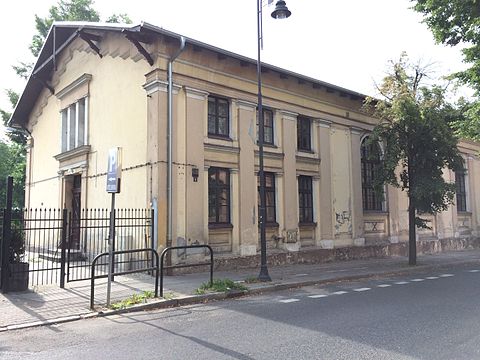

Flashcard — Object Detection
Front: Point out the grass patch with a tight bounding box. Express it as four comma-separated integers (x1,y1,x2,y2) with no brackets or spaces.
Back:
194,278,247,295
162,291,176,300
110,290,155,310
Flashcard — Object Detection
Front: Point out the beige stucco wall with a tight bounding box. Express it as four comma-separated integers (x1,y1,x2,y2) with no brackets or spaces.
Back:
24,28,480,259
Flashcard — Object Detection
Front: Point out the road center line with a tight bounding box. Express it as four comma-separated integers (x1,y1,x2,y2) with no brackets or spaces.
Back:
308,294,328,298
426,276,439,280
353,288,371,292
279,299,300,303
331,291,348,295
377,284,391,288
395,281,409,285
439,274,454,277
410,279,425,282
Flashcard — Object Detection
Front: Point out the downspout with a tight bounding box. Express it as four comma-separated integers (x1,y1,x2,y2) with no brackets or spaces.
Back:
167,36,186,258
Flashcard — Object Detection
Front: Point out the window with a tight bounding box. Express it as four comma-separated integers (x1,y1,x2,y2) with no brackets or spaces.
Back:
208,96,229,138
361,137,383,211
455,171,467,212
256,108,274,145
297,117,311,151
208,168,230,224
298,176,313,223
61,97,87,152
258,172,276,223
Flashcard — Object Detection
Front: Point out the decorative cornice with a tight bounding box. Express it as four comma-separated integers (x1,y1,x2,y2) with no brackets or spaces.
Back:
279,110,298,120
142,80,180,96
254,150,284,160
236,100,256,111
185,87,209,100
204,143,240,155
317,119,332,128
54,145,91,162
56,74,92,99
350,126,363,135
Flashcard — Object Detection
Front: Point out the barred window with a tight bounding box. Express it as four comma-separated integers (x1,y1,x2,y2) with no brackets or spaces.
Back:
361,137,383,211
208,168,230,224
208,96,229,138
298,176,313,223
455,171,467,212
297,117,311,151
258,172,276,223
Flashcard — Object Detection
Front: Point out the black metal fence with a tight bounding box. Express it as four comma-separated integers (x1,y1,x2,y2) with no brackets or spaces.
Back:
67,208,154,282
0,207,154,291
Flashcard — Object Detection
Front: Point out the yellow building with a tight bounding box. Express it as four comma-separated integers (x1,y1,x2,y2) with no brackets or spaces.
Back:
9,22,480,264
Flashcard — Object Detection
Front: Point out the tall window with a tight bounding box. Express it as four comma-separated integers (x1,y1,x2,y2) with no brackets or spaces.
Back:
61,97,87,153
298,176,313,223
257,108,274,145
258,172,276,223
208,96,229,138
208,168,231,224
361,137,383,211
297,117,311,151
455,171,467,212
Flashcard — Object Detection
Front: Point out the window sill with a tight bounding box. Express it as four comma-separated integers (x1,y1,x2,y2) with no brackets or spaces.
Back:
208,223,233,230
297,149,314,154
258,222,279,228
54,145,91,162
299,222,317,227
457,211,472,216
363,210,389,215
208,134,232,141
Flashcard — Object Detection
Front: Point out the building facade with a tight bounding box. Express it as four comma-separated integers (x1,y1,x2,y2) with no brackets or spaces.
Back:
10,22,480,261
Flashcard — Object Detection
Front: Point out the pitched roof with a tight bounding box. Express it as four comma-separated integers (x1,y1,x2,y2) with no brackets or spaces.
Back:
10,21,368,127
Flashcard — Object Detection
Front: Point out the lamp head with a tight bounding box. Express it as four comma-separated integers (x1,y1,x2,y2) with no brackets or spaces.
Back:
271,0,291,19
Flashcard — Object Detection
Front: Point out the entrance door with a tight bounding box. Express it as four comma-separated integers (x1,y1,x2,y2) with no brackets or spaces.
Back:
71,175,82,250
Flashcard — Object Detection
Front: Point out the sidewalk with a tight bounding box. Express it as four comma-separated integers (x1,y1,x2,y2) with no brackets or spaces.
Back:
1,249,480,332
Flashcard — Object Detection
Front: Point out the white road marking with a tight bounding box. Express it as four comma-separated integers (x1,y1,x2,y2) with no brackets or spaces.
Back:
332,291,348,295
308,294,328,298
353,288,371,292
377,284,391,288
468,270,480,273
439,274,454,277
294,273,309,277
410,279,425,282
279,299,300,303
426,276,439,280
395,281,409,285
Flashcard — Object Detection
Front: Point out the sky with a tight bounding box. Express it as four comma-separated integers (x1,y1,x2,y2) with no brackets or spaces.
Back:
0,0,469,140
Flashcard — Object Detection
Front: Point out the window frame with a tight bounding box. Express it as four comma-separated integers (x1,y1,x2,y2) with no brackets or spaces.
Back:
207,95,230,139
208,167,231,225
455,170,467,212
297,116,312,152
256,108,274,146
258,172,276,224
361,137,383,211
298,175,314,224
61,97,88,153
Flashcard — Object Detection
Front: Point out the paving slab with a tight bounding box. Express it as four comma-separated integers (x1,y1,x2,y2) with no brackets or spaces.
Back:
1,249,479,331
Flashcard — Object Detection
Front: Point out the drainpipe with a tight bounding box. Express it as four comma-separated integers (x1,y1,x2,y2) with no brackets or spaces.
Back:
167,36,186,261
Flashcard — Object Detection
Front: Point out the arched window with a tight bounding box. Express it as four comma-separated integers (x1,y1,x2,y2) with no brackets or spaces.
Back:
361,137,383,211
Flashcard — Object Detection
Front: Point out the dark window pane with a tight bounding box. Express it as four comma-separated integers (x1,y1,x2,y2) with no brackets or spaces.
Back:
208,167,231,224
361,137,383,211
208,96,230,137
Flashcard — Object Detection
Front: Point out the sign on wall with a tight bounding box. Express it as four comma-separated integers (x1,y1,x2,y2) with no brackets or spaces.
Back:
106,147,122,193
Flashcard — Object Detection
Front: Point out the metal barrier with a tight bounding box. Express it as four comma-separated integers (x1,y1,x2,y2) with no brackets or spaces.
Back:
90,248,159,309
160,245,214,297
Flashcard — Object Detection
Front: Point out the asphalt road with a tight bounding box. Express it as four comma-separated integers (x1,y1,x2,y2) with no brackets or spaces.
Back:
2,263,480,360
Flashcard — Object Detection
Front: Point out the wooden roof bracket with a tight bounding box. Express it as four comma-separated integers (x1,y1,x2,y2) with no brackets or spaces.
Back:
32,75,55,95
124,31,154,66
78,31,103,58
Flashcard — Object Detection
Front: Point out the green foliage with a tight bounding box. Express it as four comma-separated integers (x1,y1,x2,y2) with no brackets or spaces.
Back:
0,141,26,208
110,290,154,310
106,13,132,24
412,0,480,141
365,53,464,229
194,278,247,295
30,0,101,57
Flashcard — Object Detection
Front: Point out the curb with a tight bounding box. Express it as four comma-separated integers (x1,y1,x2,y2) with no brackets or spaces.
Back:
2,257,479,332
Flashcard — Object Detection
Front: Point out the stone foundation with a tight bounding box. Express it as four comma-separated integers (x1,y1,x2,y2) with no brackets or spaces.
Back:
170,236,480,274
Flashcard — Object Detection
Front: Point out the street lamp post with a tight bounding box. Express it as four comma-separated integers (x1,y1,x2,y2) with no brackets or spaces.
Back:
257,0,291,282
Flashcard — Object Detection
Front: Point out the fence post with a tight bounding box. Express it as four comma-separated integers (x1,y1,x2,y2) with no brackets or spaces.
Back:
1,177,14,293
59,209,68,288
151,209,155,271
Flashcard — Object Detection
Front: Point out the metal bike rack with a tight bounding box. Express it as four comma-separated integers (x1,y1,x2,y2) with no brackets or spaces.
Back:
159,245,214,297
90,248,159,309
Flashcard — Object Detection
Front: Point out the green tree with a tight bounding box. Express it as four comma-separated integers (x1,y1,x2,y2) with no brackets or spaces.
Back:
412,0,480,141
0,0,132,208
366,54,464,265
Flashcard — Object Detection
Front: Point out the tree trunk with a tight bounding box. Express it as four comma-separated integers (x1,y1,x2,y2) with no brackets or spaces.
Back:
408,199,417,266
